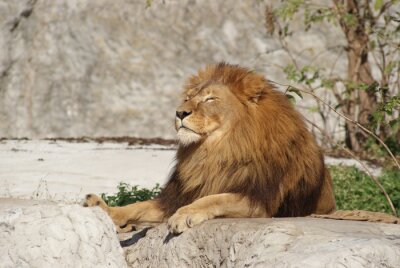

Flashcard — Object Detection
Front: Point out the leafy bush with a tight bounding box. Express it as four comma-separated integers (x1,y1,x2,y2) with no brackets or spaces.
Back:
101,182,162,207
329,165,400,215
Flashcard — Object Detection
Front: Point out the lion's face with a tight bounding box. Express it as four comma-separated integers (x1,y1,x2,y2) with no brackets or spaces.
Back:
175,84,243,145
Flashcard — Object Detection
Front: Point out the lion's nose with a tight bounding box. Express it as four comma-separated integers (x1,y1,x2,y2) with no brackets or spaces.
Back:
176,110,192,120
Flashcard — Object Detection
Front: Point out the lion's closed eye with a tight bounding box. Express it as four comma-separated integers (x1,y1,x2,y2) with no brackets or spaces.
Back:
205,97,216,103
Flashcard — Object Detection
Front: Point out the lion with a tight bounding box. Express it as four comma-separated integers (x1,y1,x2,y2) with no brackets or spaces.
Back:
84,62,337,234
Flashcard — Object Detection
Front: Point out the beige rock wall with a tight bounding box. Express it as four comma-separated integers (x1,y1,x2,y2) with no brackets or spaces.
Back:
0,0,345,139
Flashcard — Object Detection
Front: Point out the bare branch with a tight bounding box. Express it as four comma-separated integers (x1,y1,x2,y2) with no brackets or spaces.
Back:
375,1,394,21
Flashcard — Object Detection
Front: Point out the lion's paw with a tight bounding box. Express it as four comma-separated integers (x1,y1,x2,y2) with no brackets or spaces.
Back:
82,194,108,210
167,208,209,234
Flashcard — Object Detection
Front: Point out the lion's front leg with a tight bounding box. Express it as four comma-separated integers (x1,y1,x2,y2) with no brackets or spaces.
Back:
167,193,267,234
83,194,165,231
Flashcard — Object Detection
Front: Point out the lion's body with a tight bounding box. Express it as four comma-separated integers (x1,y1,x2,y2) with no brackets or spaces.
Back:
84,63,336,233
158,63,335,218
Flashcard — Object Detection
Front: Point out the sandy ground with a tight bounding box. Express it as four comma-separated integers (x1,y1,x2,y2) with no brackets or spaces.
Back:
0,198,54,210
0,140,381,203
0,140,176,202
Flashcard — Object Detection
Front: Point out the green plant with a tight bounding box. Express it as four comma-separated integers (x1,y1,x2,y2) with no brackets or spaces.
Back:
329,165,400,215
101,182,162,207
269,0,400,153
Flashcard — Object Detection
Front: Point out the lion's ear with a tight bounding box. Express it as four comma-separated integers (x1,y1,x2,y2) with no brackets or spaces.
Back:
247,86,267,104
249,93,264,103
242,74,268,104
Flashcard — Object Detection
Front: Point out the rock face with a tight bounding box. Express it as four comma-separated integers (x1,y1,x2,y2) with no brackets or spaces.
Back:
0,0,345,139
125,218,400,267
1,202,399,267
0,204,126,268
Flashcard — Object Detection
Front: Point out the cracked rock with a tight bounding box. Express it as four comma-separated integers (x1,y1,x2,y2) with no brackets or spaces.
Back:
125,218,400,267
0,204,127,268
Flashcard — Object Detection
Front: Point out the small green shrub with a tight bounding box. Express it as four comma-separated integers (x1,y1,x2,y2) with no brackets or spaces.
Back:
101,182,162,207
329,165,400,215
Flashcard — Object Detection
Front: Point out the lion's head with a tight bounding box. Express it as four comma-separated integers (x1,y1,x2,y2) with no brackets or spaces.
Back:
175,83,242,146
175,63,268,146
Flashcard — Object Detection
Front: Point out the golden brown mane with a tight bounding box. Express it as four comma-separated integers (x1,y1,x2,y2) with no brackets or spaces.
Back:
158,63,335,217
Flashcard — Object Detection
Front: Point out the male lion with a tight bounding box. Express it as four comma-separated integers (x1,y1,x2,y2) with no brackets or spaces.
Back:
84,63,337,234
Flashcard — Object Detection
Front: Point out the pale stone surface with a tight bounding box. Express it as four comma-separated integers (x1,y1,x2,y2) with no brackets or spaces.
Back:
0,203,127,268
1,199,399,268
0,0,346,139
125,218,400,268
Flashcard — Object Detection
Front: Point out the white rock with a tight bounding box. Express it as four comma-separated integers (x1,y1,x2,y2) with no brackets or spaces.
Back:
0,208,22,226
125,218,400,267
2,199,398,267
0,204,127,268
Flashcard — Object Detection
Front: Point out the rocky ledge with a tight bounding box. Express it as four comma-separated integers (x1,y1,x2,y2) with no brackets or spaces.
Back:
125,217,400,267
0,203,126,267
1,203,399,267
